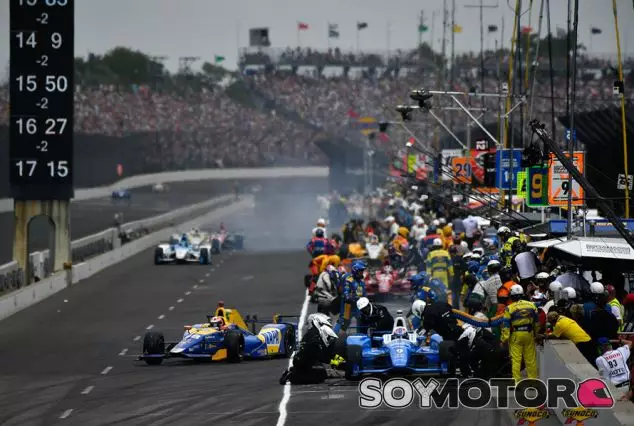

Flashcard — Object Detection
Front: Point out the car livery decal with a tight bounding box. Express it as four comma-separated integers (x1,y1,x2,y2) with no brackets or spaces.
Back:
258,328,281,354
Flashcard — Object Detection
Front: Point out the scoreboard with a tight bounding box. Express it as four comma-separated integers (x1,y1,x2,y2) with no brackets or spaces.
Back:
9,0,74,200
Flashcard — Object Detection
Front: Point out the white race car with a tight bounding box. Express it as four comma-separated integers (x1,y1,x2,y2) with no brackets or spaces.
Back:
154,230,212,265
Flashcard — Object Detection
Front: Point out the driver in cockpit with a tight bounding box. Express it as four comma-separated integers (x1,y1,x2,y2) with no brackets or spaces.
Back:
206,316,228,331
180,234,189,246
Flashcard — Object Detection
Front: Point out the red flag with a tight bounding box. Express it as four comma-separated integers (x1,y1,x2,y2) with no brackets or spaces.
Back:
298,22,309,30
521,26,533,34
347,109,360,118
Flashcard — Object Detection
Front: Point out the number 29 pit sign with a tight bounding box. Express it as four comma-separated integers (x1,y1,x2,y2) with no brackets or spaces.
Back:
548,152,585,207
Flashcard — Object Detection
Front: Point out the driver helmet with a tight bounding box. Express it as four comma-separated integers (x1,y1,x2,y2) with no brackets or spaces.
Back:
398,227,409,238
497,226,511,236
562,287,577,300
393,326,408,338
180,234,189,245
317,218,327,227
314,228,325,238
208,316,225,329
357,297,373,316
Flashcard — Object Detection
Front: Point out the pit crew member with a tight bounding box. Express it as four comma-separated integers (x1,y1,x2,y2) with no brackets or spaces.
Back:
501,284,539,384
356,297,394,334
334,260,368,334
279,313,339,385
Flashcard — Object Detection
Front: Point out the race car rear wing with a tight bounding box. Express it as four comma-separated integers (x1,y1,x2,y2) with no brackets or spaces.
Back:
244,314,301,333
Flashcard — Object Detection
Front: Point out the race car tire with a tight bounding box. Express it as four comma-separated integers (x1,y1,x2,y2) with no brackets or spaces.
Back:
345,345,363,381
154,248,164,265
225,330,244,363
211,240,221,254
439,340,456,375
283,327,296,358
143,331,165,365
199,248,210,265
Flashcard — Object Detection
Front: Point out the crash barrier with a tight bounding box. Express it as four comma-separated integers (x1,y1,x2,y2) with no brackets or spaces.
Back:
0,194,235,296
0,166,328,213
538,340,634,425
0,196,254,322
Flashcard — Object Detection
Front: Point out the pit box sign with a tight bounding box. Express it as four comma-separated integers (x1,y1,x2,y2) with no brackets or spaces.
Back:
451,157,472,184
441,149,463,181
617,174,633,191
516,170,528,199
527,166,549,207
495,149,523,190
547,152,585,207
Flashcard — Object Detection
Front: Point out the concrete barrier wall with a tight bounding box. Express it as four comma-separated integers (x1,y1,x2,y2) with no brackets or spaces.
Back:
0,196,254,322
0,167,328,213
539,340,634,425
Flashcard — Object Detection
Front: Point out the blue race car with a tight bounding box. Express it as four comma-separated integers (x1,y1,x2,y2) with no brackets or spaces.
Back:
112,189,131,199
344,310,455,380
138,302,297,365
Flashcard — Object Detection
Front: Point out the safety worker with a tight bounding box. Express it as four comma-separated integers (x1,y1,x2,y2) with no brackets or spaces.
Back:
306,228,334,258
606,284,625,332
583,282,620,341
411,216,427,242
315,218,327,235
542,311,596,366
496,266,517,315
596,337,632,387
389,226,410,267
497,226,514,266
334,260,367,334
501,284,539,384
313,262,341,316
356,297,394,335
440,224,454,250
472,259,503,317
279,313,339,385
425,238,454,289
384,216,399,240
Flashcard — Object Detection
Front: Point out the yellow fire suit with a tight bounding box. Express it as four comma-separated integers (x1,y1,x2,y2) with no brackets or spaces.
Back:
608,298,624,332
502,236,520,267
425,249,454,288
501,299,539,383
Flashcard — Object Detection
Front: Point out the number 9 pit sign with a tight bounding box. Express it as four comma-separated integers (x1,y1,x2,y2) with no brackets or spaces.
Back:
548,152,585,207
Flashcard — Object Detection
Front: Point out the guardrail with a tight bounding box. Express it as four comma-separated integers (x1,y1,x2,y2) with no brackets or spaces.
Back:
0,194,235,296
0,166,328,213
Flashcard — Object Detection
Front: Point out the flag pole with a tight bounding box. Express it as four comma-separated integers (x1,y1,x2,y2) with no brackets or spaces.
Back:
327,22,330,49
356,24,360,53
612,0,630,218
297,23,300,47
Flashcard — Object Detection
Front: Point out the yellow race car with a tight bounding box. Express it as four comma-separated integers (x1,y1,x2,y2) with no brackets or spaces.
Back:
138,302,297,365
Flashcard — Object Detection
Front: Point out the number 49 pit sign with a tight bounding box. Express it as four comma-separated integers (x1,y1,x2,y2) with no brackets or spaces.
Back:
547,152,585,206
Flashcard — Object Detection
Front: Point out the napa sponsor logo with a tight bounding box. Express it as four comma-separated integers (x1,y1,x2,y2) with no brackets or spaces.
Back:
258,328,281,353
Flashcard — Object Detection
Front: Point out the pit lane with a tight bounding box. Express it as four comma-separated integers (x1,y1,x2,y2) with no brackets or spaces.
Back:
0,178,513,425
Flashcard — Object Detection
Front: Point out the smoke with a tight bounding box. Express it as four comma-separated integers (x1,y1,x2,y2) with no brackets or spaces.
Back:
212,177,329,253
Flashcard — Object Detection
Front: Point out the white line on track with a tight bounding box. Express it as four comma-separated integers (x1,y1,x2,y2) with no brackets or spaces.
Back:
118,348,128,356
100,366,113,375
133,335,141,341
193,285,198,289
158,314,165,320
146,324,154,330
168,306,174,311
59,409,74,419
81,386,94,395
177,298,184,303
205,273,210,277
185,291,191,296
276,289,310,426
199,279,204,283
210,268,215,272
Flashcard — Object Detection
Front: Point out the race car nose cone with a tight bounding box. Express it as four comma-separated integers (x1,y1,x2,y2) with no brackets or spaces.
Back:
389,343,409,368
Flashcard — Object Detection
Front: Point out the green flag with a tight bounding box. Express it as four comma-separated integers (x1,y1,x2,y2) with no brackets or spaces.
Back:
418,24,429,33
214,55,225,63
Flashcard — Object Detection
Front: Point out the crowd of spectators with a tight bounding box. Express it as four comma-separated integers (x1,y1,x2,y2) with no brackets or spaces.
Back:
0,84,325,169
1,49,631,171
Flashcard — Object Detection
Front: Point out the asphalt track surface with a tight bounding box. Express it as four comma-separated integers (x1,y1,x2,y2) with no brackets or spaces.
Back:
0,178,513,426
0,178,311,264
